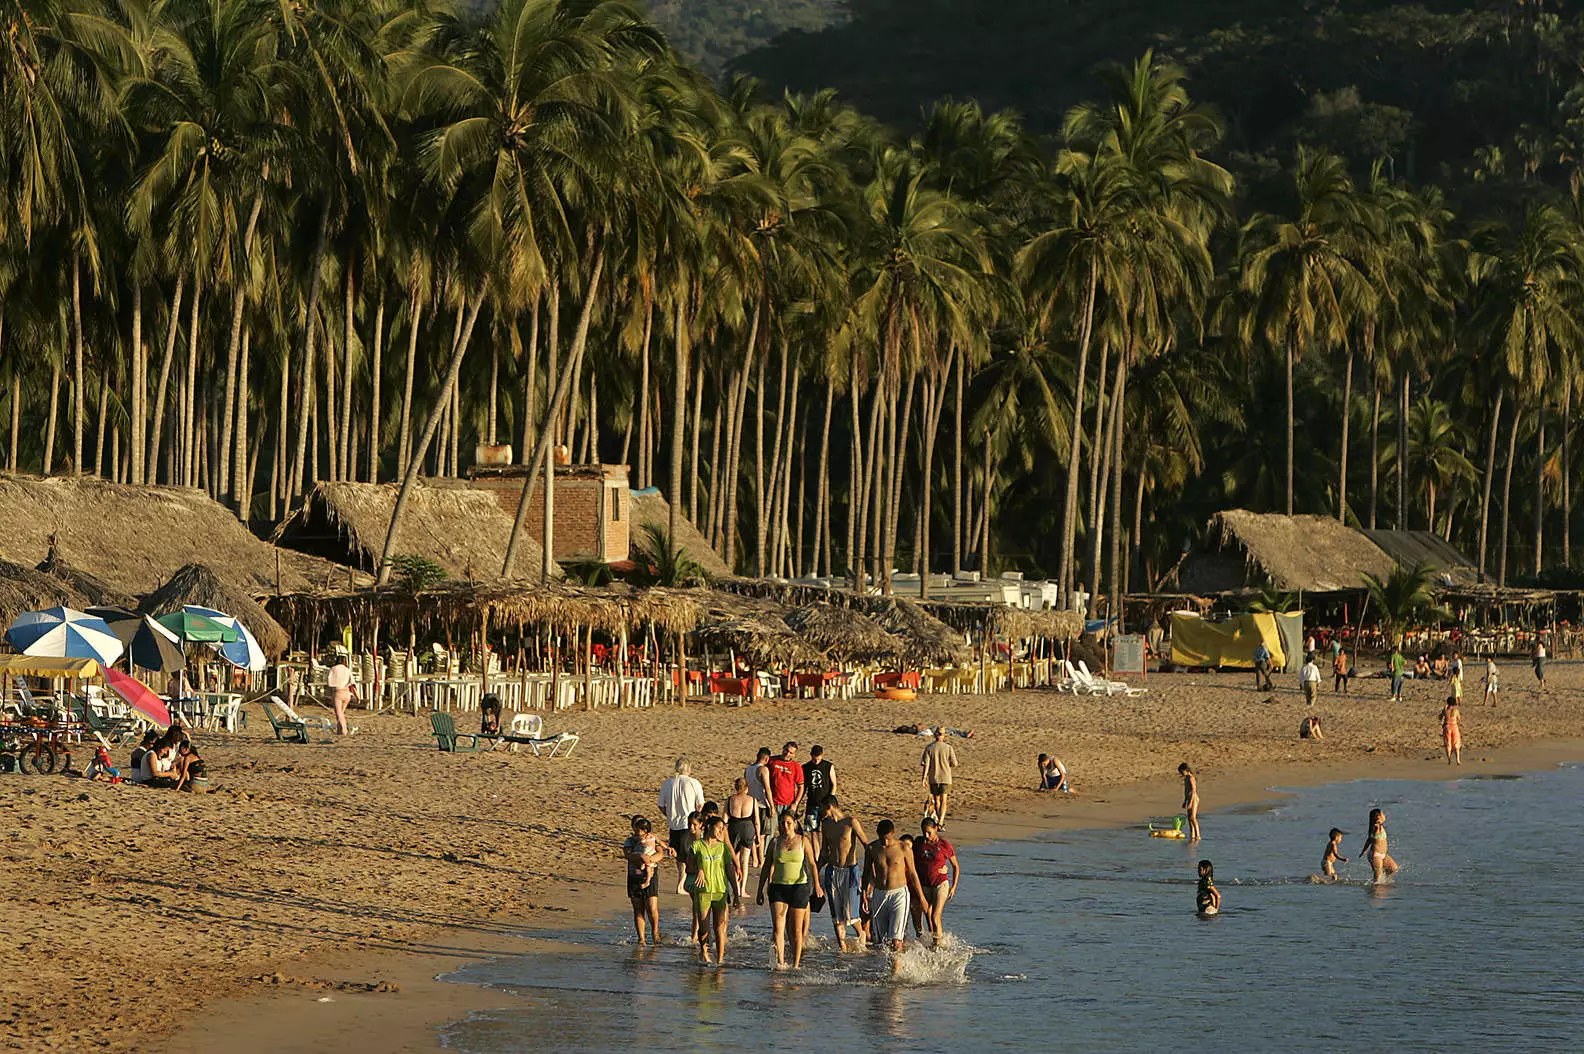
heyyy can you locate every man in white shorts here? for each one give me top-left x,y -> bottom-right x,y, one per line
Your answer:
862,819 -> 926,974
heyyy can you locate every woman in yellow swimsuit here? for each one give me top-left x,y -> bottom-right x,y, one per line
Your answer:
755,810 -> 823,969
1359,808 -> 1398,884
686,817 -> 739,965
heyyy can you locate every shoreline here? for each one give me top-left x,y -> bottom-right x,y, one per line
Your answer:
170,734 -> 1584,1054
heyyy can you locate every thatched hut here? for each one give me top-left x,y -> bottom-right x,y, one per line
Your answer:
140,563 -> 290,658
0,473 -> 359,595
629,490 -> 730,576
1170,510 -> 1397,595
872,598 -> 971,667
784,602 -> 900,662
273,480 -> 550,582
0,558 -> 87,629
36,544 -> 138,609
693,611 -> 828,670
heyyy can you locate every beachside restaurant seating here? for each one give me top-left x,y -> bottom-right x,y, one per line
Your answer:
873,671 -> 922,692
430,711 -> 488,753
708,674 -> 757,705
504,713 -> 581,758
789,671 -> 854,699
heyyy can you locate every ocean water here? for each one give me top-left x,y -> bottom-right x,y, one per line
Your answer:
438,762 -> 1584,1052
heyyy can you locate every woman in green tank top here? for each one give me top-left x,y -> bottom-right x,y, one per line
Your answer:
687,817 -> 738,965
755,810 -> 824,969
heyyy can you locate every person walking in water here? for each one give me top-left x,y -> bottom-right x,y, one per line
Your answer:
756,810 -> 822,970
1359,808 -> 1399,884
686,816 -> 739,965
1440,696 -> 1463,765
819,798 -> 869,951
921,728 -> 960,826
1320,828 -> 1349,880
658,758 -> 705,895
862,819 -> 927,974
1179,762 -> 1201,841
912,817 -> 960,947
724,778 -> 760,899
802,744 -> 836,850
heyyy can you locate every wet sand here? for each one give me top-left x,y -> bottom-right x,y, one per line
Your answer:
3,663 -> 1577,1052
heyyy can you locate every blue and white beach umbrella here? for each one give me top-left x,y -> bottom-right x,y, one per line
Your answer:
6,606 -> 126,665
186,604 -> 267,672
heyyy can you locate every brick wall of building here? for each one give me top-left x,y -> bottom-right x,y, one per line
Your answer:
466,466 -> 631,562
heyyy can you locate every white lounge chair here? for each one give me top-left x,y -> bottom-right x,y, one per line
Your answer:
506,713 -> 580,758
1057,660 -> 1113,695
270,694 -> 335,732
1077,661 -> 1148,697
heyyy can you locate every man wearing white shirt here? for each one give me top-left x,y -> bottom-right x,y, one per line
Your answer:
658,757 -> 704,894
1300,654 -> 1322,706
326,657 -> 358,735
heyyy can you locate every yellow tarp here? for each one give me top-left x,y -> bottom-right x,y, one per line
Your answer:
0,655 -> 102,680
1170,612 -> 1286,670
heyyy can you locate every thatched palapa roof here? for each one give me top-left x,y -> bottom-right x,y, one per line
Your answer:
784,602 -> 900,662
872,598 -> 971,666
630,489 -> 730,576
274,481 -> 549,582
1189,510 -> 1397,594
693,605 -> 828,670
140,563 -> 290,658
0,473 -> 359,596
37,545 -> 138,609
0,558 -> 86,629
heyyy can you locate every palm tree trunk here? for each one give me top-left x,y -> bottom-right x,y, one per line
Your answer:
182,274 -> 204,487
519,298 -> 540,466
378,288 -> 488,585
500,247 -> 608,579
1477,390 -> 1504,579
1057,258 -> 1099,605
324,312 -> 340,482
636,295 -> 652,488
1337,347 -> 1353,522
9,371 -> 19,472
918,354 -> 951,599
94,372 -> 108,477
130,284 -> 144,483
488,337 -> 499,446
1131,467 -> 1146,591
340,264 -> 356,477
815,382 -> 834,577
1498,408 -> 1521,587
1396,369 -> 1408,529
849,384 -> 867,585
1089,362 -> 1124,612
689,353 -> 704,527
723,310 -> 757,569
952,345 -> 964,575
763,341 -> 789,572
219,189 -> 264,499
399,296 -> 423,476
44,364 -> 59,475
368,289 -> 384,482
795,405 -> 808,577
148,272 -> 186,484
290,200 -> 332,500
235,326 -> 250,519
871,384 -> 890,589
541,433 -> 555,579
1285,341 -> 1295,515
1563,380 -> 1572,568
855,383 -> 883,590
1369,376 -> 1381,529
886,370 -> 917,597
775,371 -> 800,575
1534,412 -> 1546,576
981,426 -> 992,573
71,251 -> 84,475
587,365 -> 600,462
706,372 -> 727,545
1085,338 -> 1112,576
1107,361 -> 1128,616
669,291 -> 690,547
753,348 -> 767,576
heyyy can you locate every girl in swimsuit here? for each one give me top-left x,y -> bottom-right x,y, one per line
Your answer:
725,778 -> 760,899
1440,697 -> 1462,765
1359,808 -> 1399,884
1196,859 -> 1221,915
755,810 -> 823,969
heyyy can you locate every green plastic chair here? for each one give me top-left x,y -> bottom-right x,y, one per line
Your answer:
430,711 -> 483,753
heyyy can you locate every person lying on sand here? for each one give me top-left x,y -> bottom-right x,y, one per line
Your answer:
891,724 -> 974,738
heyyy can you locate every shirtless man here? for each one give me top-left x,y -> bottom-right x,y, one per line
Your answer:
861,819 -> 926,974
1179,762 -> 1201,841
819,798 -> 869,951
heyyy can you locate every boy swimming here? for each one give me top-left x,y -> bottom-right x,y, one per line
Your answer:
1320,828 -> 1349,879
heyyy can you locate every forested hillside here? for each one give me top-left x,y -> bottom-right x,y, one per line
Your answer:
649,0 -> 842,75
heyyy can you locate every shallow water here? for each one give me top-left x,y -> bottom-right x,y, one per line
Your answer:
439,762 -> 1584,1052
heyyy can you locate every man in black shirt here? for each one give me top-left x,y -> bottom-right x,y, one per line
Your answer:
803,745 -> 837,853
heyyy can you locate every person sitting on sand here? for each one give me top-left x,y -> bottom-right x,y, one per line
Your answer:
1299,716 -> 1324,740
1196,859 -> 1221,915
1415,654 -> 1432,679
1320,828 -> 1349,879
84,742 -> 120,782
480,693 -> 502,737
128,730 -> 158,781
1037,754 -> 1069,791
171,741 -> 205,791
1359,808 -> 1399,884
138,735 -> 178,789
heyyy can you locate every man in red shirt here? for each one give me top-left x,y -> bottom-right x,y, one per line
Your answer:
911,817 -> 960,947
766,741 -> 805,825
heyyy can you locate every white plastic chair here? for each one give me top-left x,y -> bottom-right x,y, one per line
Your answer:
1077,661 -> 1147,696
506,712 -> 580,758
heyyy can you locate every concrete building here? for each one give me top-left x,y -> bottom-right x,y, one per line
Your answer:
466,463 -> 631,563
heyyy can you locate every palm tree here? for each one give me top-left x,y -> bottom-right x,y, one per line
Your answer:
1363,561 -> 1447,648
1239,147 -> 1376,517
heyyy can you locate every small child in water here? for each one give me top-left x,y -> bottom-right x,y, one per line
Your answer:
1320,828 -> 1349,879
1196,859 -> 1221,915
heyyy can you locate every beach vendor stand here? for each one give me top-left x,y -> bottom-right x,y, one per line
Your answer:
0,655 -> 99,773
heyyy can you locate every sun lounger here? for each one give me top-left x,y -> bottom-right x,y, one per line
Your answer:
1076,661 -> 1148,697
264,696 -> 311,743
430,711 -> 485,753
273,696 -> 336,732
504,713 -> 581,758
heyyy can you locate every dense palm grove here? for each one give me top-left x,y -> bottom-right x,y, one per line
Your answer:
2,0 -> 1583,608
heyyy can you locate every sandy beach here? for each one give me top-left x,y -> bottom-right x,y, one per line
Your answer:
4,663 -> 1581,1052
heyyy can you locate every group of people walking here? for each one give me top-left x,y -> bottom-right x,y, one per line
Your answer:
630,732 -> 965,971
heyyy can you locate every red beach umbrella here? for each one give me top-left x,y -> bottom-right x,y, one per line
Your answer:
104,667 -> 172,729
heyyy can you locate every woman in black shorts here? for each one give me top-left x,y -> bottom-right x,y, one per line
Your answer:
755,810 -> 823,969
622,816 -> 667,945
725,778 -> 760,899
